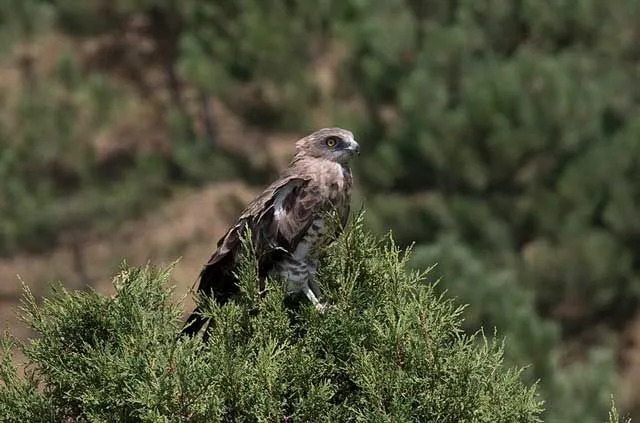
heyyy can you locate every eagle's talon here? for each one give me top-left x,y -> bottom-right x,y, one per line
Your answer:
316,303 -> 336,314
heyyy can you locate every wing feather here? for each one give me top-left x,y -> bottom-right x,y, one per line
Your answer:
195,175 -> 324,301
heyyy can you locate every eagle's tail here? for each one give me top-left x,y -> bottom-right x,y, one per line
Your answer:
180,257 -> 239,338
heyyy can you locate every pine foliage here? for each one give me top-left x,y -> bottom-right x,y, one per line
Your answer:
1,216 -> 543,422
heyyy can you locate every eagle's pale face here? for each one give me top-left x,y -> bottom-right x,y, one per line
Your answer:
296,127 -> 360,164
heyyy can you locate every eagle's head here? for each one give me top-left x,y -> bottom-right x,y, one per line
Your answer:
295,127 -> 360,164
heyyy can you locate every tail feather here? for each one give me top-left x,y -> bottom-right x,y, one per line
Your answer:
182,226 -> 278,339
181,256 -> 238,338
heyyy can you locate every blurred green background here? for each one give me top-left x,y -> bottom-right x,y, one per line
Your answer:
1,0 -> 639,421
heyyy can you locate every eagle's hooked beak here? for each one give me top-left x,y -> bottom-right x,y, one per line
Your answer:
346,140 -> 360,156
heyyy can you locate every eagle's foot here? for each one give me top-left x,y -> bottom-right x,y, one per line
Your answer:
303,285 -> 330,313
316,302 -> 329,314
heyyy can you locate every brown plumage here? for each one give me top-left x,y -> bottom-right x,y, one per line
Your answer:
182,128 -> 359,336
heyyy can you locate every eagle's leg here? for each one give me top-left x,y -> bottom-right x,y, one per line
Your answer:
281,260 -> 328,312
302,284 -> 327,313
307,261 -> 322,298
306,261 -> 328,313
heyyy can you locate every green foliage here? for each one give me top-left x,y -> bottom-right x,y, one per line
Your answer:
0,44 -> 241,256
410,238 -> 618,423
1,0 -> 637,419
346,0 -> 640,327
177,0 -> 339,129
327,0 -> 640,419
0,65 -> 172,254
0,221 -> 542,422
610,398 -> 632,423
0,0 -> 53,47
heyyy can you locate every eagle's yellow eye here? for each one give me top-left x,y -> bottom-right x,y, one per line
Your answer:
326,137 -> 338,147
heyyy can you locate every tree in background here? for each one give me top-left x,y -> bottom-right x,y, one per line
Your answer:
0,0 -> 639,420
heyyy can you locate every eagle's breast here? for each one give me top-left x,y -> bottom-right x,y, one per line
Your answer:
293,217 -> 327,261
276,216 -> 326,294
320,161 -> 352,217
273,160 -> 352,294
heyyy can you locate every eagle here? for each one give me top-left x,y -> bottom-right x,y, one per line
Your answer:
182,128 -> 359,336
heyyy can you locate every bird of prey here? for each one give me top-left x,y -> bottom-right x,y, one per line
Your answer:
182,127 -> 359,336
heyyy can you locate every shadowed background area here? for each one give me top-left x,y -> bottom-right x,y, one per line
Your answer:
1,1 -> 639,421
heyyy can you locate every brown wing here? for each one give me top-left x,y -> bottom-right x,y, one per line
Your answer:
193,175 -> 325,302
